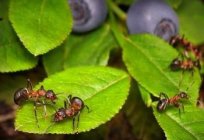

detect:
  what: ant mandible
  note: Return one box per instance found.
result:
[169,35,202,60]
[14,79,57,127]
[47,95,89,132]
[157,92,189,115]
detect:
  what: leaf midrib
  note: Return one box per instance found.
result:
[165,113,197,139]
[126,38,178,91]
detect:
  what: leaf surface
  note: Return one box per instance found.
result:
[0,0,37,72]
[43,24,116,75]
[9,0,72,55]
[177,0,204,44]
[15,66,130,134]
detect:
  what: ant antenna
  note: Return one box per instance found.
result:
[26,79,33,91]
[84,105,91,113]
[67,95,72,106]
[159,93,169,100]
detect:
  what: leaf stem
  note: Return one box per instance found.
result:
[108,0,127,21]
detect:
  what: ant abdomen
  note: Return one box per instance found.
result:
[157,98,168,112]
[170,58,181,71]
[14,88,29,105]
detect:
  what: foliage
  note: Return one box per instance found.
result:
[0,0,204,139]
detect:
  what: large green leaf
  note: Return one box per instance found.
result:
[153,104,204,140]
[121,34,202,139]
[15,66,130,134]
[176,0,204,44]
[0,0,37,72]
[122,34,201,102]
[9,0,72,56]
[43,24,117,75]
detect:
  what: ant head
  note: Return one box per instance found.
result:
[14,88,29,105]
[54,108,66,122]
[170,58,181,71]
[179,92,188,99]
[71,97,84,111]
[45,90,57,103]
[157,98,168,112]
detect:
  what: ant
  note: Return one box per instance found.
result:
[157,92,189,115]
[14,79,57,127]
[170,57,201,72]
[157,79,194,115]
[46,95,89,132]
[169,35,202,60]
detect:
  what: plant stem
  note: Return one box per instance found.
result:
[108,0,127,21]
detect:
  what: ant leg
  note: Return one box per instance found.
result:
[40,85,45,90]
[33,102,39,128]
[72,112,80,132]
[42,100,47,117]
[178,107,181,118]
[64,100,67,109]
[76,112,80,129]
[67,95,72,106]
[36,101,57,112]
[27,79,33,91]
[72,117,76,131]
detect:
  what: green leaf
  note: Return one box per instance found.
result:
[166,0,182,9]
[0,0,37,72]
[43,24,117,75]
[138,85,152,107]
[9,0,73,56]
[121,34,202,139]
[176,0,204,44]
[122,34,201,102]
[15,66,130,134]
[153,104,204,140]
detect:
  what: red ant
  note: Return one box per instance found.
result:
[157,80,193,115]
[169,35,202,60]
[14,79,57,127]
[157,92,189,115]
[170,57,201,72]
[46,95,89,132]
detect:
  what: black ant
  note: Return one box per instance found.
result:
[169,35,202,60]
[14,79,57,127]
[46,95,89,132]
[157,92,189,115]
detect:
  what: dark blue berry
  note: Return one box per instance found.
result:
[69,0,107,33]
[126,0,179,41]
